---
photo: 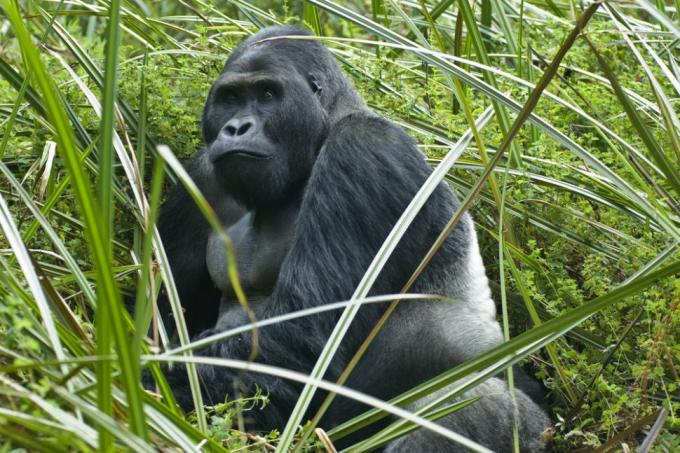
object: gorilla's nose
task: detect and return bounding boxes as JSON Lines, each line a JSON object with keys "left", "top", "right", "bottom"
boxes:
{"left": 223, "top": 117, "right": 254, "bottom": 137}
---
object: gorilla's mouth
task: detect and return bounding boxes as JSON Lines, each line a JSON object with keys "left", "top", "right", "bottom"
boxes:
{"left": 212, "top": 148, "right": 273, "bottom": 161}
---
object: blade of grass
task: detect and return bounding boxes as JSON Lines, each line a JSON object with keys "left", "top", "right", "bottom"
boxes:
{"left": 161, "top": 294, "right": 443, "bottom": 357}
{"left": 358, "top": 397, "right": 481, "bottom": 451}
{"left": 0, "top": 0, "right": 65, "bottom": 159}
{"left": 1, "top": 0, "right": 147, "bottom": 443}
{"left": 154, "top": 143, "right": 256, "bottom": 432}
{"left": 132, "top": 155, "right": 181, "bottom": 412}
{"left": 0, "top": 194, "right": 67, "bottom": 370}
{"left": 638, "top": 409, "right": 669, "bottom": 453}
{"left": 37, "top": 9, "right": 160, "bottom": 160}
{"left": 498, "top": 179, "right": 522, "bottom": 453}
{"left": 634, "top": 0, "right": 680, "bottom": 38}
{"left": 455, "top": 0, "right": 515, "bottom": 160}
{"left": 0, "top": 426, "right": 69, "bottom": 452}
{"left": 142, "top": 395, "right": 225, "bottom": 452}
{"left": 132, "top": 49, "right": 149, "bottom": 259}
{"left": 303, "top": 4, "right": 322, "bottom": 35}
{"left": 0, "top": 375, "right": 98, "bottom": 447}
{"left": 593, "top": 409, "right": 662, "bottom": 453}
{"left": 96, "top": 0, "right": 125, "bottom": 445}
{"left": 54, "top": 387, "right": 153, "bottom": 452}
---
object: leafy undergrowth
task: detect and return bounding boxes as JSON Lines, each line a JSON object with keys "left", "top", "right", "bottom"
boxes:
{"left": 0, "top": 1, "right": 678, "bottom": 452}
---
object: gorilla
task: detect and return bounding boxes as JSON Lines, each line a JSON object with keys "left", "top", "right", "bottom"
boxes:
{"left": 155, "top": 25, "right": 549, "bottom": 452}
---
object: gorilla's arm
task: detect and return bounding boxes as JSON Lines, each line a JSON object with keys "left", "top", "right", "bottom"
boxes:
{"left": 166, "top": 113, "right": 464, "bottom": 427}
{"left": 157, "top": 149, "right": 246, "bottom": 337}
{"left": 274, "top": 114, "right": 462, "bottom": 310}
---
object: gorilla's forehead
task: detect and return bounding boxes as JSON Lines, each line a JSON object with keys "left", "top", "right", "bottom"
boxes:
{"left": 224, "top": 44, "right": 310, "bottom": 78}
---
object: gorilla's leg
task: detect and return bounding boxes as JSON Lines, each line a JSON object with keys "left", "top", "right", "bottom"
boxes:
{"left": 384, "top": 377, "right": 550, "bottom": 453}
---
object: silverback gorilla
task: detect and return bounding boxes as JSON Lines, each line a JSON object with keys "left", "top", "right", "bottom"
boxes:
{"left": 156, "top": 26, "right": 549, "bottom": 452}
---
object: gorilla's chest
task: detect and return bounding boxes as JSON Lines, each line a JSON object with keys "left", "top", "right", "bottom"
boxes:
{"left": 205, "top": 209, "right": 297, "bottom": 301}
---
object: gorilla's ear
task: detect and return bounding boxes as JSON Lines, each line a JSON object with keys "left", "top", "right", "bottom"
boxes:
{"left": 308, "top": 73, "right": 323, "bottom": 96}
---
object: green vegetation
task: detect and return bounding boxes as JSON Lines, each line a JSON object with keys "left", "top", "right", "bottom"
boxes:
{"left": 0, "top": 1, "right": 678, "bottom": 451}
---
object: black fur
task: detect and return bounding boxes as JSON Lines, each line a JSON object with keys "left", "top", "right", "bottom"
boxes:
{"left": 154, "top": 26, "right": 549, "bottom": 452}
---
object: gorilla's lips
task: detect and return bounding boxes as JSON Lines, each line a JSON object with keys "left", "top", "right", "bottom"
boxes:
{"left": 210, "top": 148, "right": 272, "bottom": 162}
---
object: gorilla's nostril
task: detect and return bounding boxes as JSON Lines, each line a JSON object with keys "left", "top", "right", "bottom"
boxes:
{"left": 223, "top": 119, "right": 252, "bottom": 137}
{"left": 237, "top": 122, "right": 252, "bottom": 136}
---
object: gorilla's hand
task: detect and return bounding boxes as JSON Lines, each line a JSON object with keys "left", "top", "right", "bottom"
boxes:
{"left": 150, "top": 324, "right": 303, "bottom": 431}
{"left": 144, "top": 327, "right": 241, "bottom": 412}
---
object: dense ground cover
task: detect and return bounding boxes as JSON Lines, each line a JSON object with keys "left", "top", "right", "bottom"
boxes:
{"left": 0, "top": 1, "right": 678, "bottom": 451}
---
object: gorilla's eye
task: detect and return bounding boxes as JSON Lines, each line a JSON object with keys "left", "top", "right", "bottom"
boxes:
{"left": 259, "top": 89, "right": 275, "bottom": 103}
{"left": 216, "top": 88, "right": 238, "bottom": 105}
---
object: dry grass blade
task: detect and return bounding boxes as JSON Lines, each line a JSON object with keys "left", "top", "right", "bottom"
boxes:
{"left": 638, "top": 409, "right": 669, "bottom": 453}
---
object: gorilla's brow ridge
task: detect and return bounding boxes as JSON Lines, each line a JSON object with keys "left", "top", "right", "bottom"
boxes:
{"left": 216, "top": 72, "right": 281, "bottom": 87}
{"left": 220, "top": 71, "right": 279, "bottom": 84}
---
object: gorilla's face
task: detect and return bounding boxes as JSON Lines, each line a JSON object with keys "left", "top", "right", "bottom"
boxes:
{"left": 202, "top": 46, "right": 329, "bottom": 209}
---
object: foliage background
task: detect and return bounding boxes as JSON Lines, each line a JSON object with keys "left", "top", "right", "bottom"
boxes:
{"left": 0, "top": 0, "right": 678, "bottom": 452}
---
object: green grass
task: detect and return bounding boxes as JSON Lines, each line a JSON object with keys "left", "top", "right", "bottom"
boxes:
{"left": 0, "top": 1, "right": 678, "bottom": 452}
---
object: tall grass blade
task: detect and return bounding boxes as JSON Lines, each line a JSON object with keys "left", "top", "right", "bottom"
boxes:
{"left": 96, "top": 0, "right": 123, "bottom": 446}
{"left": 0, "top": 0, "right": 147, "bottom": 444}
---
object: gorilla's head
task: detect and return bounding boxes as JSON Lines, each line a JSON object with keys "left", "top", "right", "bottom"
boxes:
{"left": 202, "top": 26, "right": 364, "bottom": 209}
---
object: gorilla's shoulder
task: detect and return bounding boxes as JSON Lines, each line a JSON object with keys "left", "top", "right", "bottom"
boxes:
{"left": 326, "top": 113, "right": 422, "bottom": 160}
